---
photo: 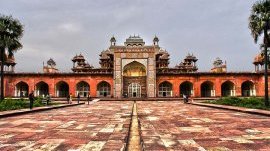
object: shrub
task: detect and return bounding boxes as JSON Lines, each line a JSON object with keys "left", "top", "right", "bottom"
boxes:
{"left": 205, "top": 97, "right": 269, "bottom": 110}
{"left": 0, "top": 98, "right": 46, "bottom": 111}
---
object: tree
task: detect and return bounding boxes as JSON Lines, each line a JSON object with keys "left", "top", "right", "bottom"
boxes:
{"left": 249, "top": 0, "right": 270, "bottom": 106}
{"left": 0, "top": 15, "right": 23, "bottom": 100}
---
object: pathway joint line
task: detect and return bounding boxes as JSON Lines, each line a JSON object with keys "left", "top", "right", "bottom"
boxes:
{"left": 126, "top": 101, "right": 142, "bottom": 151}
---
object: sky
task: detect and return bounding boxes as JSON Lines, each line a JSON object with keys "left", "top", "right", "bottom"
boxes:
{"left": 0, "top": 0, "right": 261, "bottom": 72}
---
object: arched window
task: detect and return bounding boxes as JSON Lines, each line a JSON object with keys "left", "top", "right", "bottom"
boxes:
{"left": 15, "top": 81, "right": 29, "bottom": 97}
{"left": 56, "top": 81, "right": 69, "bottom": 97}
{"left": 97, "top": 81, "right": 111, "bottom": 97}
{"left": 201, "top": 81, "right": 215, "bottom": 97}
{"left": 76, "top": 81, "right": 90, "bottom": 97}
{"left": 221, "top": 81, "right": 235, "bottom": 97}
{"left": 241, "top": 81, "right": 256, "bottom": 96}
{"left": 158, "top": 81, "right": 172, "bottom": 97}
{"left": 35, "top": 81, "right": 49, "bottom": 97}
{"left": 180, "top": 81, "right": 193, "bottom": 97}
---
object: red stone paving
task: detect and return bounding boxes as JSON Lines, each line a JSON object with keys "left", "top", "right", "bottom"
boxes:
{"left": 0, "top": 101, "right": 270, "bottom": 151}
{"left": 0, "top": 101, "right": 133, "bottom": 151}
{"left": 137, "top": 101, "right": 270, "bottom": 151}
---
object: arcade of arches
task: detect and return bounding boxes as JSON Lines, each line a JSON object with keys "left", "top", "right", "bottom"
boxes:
{"left": 7, "top": 74, "right": 263, "bottom": 98}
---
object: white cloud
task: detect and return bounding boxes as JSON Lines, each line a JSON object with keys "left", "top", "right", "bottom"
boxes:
{"left": 58, "top": 23, "right": 82, "bottom": 33}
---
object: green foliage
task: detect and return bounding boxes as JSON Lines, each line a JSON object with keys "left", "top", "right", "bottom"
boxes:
{"left": 0, "top": 99, "right": 28, "bottom": 111}
{"left": 249, "top": 0, "right": 270, "bottom": 43}
{"left": 0, "top": 98, "right": 60, "bottom": 111}
{"left": 206, "top": 97, "right": 269, "bottom": 110}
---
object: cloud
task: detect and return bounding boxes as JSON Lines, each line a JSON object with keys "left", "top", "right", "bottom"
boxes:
{"left": 57, "top": 23, "right": 82, "bottom": 33}
{"left": 0, "top": 0, "right": 260, "bottom": 72}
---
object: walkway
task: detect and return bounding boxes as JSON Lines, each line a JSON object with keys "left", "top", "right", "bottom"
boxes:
{"left": 0, "top": 101, "right": 133, "bottom": 150}
{"left": 137, "top": 101, "right": 270, "bottom": 150}
{"left": 0, "top": 101, "right": 269, "bottom": 150}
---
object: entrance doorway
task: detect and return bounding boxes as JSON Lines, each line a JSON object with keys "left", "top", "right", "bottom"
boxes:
{"left": 128, "top": 83, "right": 141, "bottom": 98}
{"left": 123, "top": 61, "right": 147, "bottom": 97}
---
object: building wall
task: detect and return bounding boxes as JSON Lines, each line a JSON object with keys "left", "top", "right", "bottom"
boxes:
{"left": 4, "top": 74, "right": 113, "bottom": 98}
{"left": 3, "top": 72, "right": 267, "bottom": 98}
{"left": 156, "top": 73, "right": 264, "bottom": 97}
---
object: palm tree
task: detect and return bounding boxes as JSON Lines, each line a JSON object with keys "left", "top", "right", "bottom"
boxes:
{"left": 249, "top": 0, "right": 270, "bottom": 107}
{"left": 0, "top": 15, "right": 23, "bottom": 100}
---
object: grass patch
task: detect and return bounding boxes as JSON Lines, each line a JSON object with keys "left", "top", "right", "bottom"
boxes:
{"left": 0, "top": 98, "right": 62, "bottom": 111}
{"left": 205, "top": 97, "right": 270, "bottom": 110}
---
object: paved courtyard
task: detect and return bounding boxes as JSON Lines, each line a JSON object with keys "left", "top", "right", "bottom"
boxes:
{"left": 137, "top": 101, "right": 270, "bottom": 150}
{"left": 0, "top": 101, "right": 269, "bottom": 151}
{"left": 0, "top": 101, "right": 133, "bottom": 151}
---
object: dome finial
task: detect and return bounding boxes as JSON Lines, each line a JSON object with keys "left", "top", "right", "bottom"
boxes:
{"left": 153, "top": 35, "right": 159, "bottom": 45}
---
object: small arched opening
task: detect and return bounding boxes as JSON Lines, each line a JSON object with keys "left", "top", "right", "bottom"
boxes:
{"left": 35, "top": 81, "right": 49, "bottom": 97}
{"left": 180, "top": 81, "right": 193, "bottom": 97}
{"left": 97, "top": 81, "right": 111, "bottom": 97}
{"left": 241, "top": 81, "right": 256, "bottom": 96}
{"left": 15, "top": 81, "right": 29, "bottom": 97}
{"left": 158, "top": 81, "right": 173, "bottom": 97}
{"left": 201, "top": 81, "right": 215, "bottom": 97}
{"left": 221, "top": 81, "right": 235, "bottom": 97}
{"left": 56, "top": 81, "right": 69, "bottom": 97}
{"left": 76, "top": 81, "right": 90, "bottom": 97}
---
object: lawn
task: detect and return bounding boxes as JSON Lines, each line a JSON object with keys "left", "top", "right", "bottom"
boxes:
{"left": 0, "top": 98, "right": 61, "bottom": 111}
{"left": 205, "top": 97, "right": 270, "bottom": 110}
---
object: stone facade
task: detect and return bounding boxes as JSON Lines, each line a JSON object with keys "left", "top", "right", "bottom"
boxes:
{"left": 2, "top": 35, "right": 268, "bottom": 98}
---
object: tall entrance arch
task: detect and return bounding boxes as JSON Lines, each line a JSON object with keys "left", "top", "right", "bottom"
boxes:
{"left": 123, "top": 61, "right": 146, "bottom": 98}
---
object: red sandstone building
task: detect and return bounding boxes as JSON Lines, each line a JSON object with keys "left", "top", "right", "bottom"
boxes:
{"left": 2, "top": 35, "right": 265, "bottom": 98}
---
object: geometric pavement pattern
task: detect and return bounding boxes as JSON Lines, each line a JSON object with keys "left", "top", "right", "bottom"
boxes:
{"left": 0, "top": 101, "right": 269, "bottom": 150}
{"left": 137, "top": 101, "right": 270, "bottom": 151}
{"left": 0, "top": 101, "right": 133, "bottom": 151}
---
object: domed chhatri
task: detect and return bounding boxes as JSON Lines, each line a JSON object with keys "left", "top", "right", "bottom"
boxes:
{"left": 211, "top": 57, "right": 227, "bottom": 73}
{"left": 0, "top": 51, "right": 16, "bottom": 73}
{"left": 43, "top": 58, "right": 58, "bottom": 73}
{"left": 71, "top": 53, "right": 94, "bottom": 72}
{"left": 124, "top": 35, "right": 145, "bottom": 47}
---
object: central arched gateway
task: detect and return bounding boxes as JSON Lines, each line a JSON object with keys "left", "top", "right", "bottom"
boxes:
{"left": 123, "top": 61, "right": 146, "bottom": 98}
